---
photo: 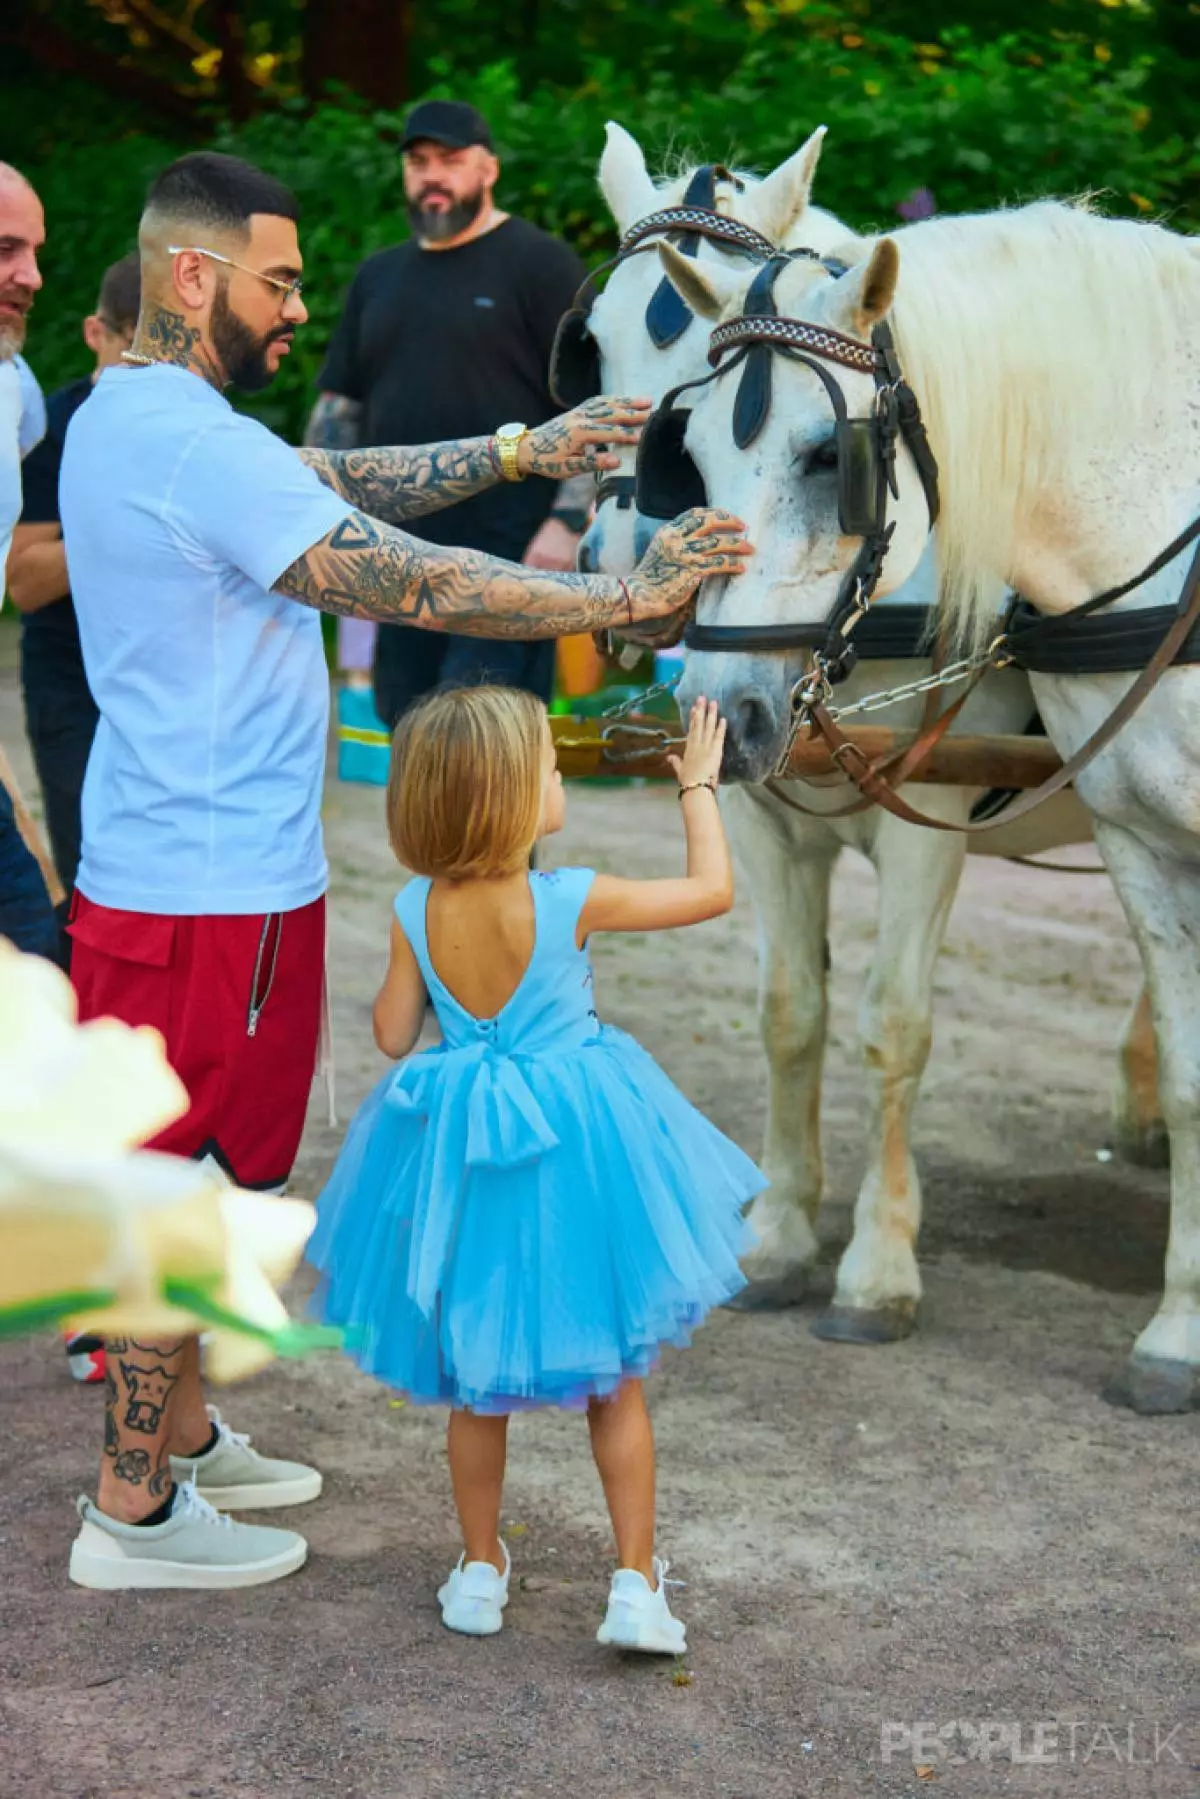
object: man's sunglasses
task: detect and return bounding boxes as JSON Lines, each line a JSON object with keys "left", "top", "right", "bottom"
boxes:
{"left": 167, "top": 245, "right": 304, "bottom": 304}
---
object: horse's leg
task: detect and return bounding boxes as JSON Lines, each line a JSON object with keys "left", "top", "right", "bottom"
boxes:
{"left": 1111, "top": 981, "right": 1169, "bottom": 1169}
{"left": 723, "top": 786, "right": 839, "bottom": 1310}
{"left": 813, "top": 794, "right": 969, "bottom": 1345}
{"left": 1092, "top": 823, "right": 1200, "bottom": 1413}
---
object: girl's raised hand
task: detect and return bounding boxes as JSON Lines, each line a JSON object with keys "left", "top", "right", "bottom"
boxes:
{"left": 667, "top": 696, "right": 727, "bottom": 793}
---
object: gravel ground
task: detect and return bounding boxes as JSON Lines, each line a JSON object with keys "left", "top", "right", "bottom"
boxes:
{"left": 0, "top": 633, "right": 1195, "bottom": 1799}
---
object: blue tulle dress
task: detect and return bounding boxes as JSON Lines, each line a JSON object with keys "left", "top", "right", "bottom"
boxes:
{"left": 308, "top": 868, "right": 765, "bottom": 1413}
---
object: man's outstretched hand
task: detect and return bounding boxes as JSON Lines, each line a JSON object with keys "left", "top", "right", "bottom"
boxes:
{"left": 624, "top": 507, "right": 753, "bottom": 627}
{"left": 518, "top": 397, "right": 652, "bottom": 480}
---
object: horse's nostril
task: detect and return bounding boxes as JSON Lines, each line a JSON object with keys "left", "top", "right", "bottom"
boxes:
{"left": 732, "top": 694, "right": 776, "bottom": 756}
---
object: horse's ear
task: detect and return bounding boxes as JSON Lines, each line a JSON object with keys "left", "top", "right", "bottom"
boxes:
{"left": 598, "top": 121, "right": 659, "bottom": 235}
{"left": 827, "top": 239, "right": 900, "bottom": 335}
{"left": 657, "top": 242, "right": 745, "bottom": 320}
{"left": 742, "top": 127, "right": 827, "bottom": 245}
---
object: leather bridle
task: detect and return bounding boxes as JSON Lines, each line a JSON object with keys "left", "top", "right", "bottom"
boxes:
{"left": 665, "top": 259, "right": 1200, "bottom": 822}
{"left": 644, "top": 253, "right": 941, "bottom": 683}
{"left": 548, "top": 164, "right": 780, "bottom": 515}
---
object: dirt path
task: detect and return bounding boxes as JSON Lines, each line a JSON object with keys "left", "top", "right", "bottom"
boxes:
{"left": 0, "top": 639, "right": 1195, "bottom": 1798}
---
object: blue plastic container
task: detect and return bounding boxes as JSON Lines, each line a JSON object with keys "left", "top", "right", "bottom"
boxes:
{"left": 337, "top": 687, "right": 391, "bottom": 786}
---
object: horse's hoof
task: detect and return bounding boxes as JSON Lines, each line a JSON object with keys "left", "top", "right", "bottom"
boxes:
{"left": 1108, "top": 1122, "right": 1170, "bottom": 1171}
{"left": 1101, "top": 1353, "right": 1200, "bottom": 1415}
{"left": 811, "top": 1299, "right": 918, "bottom": 1345}
{"left": 725, "top": 1268, "right": 812, "bottom": 1312}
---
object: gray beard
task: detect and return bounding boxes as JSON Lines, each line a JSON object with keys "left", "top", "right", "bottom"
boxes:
{"left": 408, "top": 187, "right": 487, "bottom": 244}
{"left": 0, "top": 320, "right": 26, "bottom": 360}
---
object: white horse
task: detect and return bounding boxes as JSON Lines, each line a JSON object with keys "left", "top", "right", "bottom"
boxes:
{"left": 582, "top": 127, "right": 1160, "bottom": 1349}
{"left": 658, "top": 199, "right": 1197, "bottom": 1410}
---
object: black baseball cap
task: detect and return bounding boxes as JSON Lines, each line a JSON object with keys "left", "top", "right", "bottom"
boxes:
{"left": 400, "top": 100, "right": 493, "bottom": 153}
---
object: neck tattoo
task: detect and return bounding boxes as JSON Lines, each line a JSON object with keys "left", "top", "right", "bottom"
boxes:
{"left": 123, "top": 306, "right": 224, "bottom": 390}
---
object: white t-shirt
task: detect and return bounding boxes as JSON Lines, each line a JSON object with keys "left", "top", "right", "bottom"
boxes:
{"left": 0, "top": 354, "right": 47, "bottom": 588}
{"left": 60, "top": 364, "right": 353, "bottom": 914}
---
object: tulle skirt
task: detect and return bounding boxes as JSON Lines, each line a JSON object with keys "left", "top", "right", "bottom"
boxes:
{"left": 308, "top": 1025, "right": 763, "bottom": 1413}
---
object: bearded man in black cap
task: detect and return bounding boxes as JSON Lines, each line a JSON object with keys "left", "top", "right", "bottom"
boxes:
{"left": 307, "top": 100, "right": 593, "bottom": 725}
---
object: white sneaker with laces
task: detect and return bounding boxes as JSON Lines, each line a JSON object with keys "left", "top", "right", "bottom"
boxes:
{"left": 596, "top": 1556, "right": 687, "bottom": 1655}
{"left": 68, "top": 1480, "right": 308, "bottom": 1590}
{"left": 170, "top": 1405, "right": 322, "bottom": 1510}
{"left": 437, "top": 1540, "right": 511, "bottom": 1637}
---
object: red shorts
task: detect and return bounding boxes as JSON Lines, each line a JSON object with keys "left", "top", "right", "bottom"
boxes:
{"left": 69, "top": 892, "right": 326, "bottom": 1192}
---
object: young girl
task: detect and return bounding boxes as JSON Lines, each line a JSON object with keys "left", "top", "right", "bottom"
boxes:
{"left": 308, "top": 686, "right": 764, "bottom": 1652}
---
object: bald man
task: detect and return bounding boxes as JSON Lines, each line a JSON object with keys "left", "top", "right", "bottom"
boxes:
{"left": 0, "top": 163, "right": 59, "bottom": 963}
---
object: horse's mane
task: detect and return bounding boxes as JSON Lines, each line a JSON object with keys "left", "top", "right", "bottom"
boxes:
{"left": 885, "top": 201, "right": 1199, "bottom": 645}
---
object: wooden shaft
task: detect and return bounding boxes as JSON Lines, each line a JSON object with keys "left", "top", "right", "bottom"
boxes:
{"left": 552, "top": 715, "right": 1064, "bottom": 789}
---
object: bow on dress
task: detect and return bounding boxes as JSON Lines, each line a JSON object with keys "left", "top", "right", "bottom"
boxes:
{"left": 382, "top": 1041, "right": 560, "bottom": 1316}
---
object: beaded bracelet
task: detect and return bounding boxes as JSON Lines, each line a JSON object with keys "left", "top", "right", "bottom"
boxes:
{"left": 678, "top": 778, "right": 718, "bottom": 800}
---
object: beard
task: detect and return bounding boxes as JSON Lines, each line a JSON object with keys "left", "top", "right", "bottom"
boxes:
{"left": 0, "top": 289, "right": 31, "bottom": 359}
{"left": 210, "top": 280, "right": 292, "bottom": 392}
{"left": 406, "top": 182, "right": 488, "bottom": 244}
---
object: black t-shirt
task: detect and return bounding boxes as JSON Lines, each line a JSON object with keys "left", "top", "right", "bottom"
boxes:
{"left": 17, "top": 375, "right": 92, "bottom": 689}
{"left": 318, "top": 217, "right": 585, "bottom": 562}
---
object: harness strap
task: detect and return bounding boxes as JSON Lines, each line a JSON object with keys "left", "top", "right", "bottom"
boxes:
{"left": 765, "top": 640, "right": 984, "bottom": 820}
{"left": 800, "top": 534, "right": 1200, "bottom": 835}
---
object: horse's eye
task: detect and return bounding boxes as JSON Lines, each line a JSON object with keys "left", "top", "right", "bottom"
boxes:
{"left": 800, "top": 438, "right": 839, "bottom": 475}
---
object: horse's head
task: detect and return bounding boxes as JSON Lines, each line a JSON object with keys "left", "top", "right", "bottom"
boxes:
{"left": 655, "top": 238, "right": 938, "bottom": 780}
{"left": 574, "top": 121, "right": 847, "bottom": 577}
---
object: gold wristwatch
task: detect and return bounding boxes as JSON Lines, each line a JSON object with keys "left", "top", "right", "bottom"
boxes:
{"left": 494, "top": 421, "right": 529, "bottom": 482}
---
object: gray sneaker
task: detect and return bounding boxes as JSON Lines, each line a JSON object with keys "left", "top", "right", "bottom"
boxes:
{"left": 69, "top": 1481, "right": 308, "bottom": 1590}
{"left": 170, "top": 1406, "right": 322, "bottom": 1510}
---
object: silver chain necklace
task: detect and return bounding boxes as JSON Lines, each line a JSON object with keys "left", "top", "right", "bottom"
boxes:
{"left": 120, "top": 350, "right": 157, "bottom": 367}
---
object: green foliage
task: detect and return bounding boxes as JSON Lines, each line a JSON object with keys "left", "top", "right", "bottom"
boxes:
{"left": 6, "top": 5, "right": 1194, "bottom": 443}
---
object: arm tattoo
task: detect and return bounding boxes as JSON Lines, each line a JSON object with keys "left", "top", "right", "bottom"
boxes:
{"left": 130, "top": 306, "right": 224, "bottom": 392}
{"left": 298, "top": 437, "right": 503, "bottom": 523}
{"left": 276, "top": 508, "right": 626, "bottom": 637}
{"left": 303, "top": 393, "right": 362, "bottom": 452}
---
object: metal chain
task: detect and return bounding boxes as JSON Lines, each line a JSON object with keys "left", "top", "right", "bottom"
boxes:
{"left": 553, "top": 674, "right": 687, "bottom": 764}
{"left": 826, "top": 650, "right": 996, "bottom": 722}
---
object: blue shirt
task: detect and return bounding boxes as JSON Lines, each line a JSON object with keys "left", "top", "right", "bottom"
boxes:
{"left": 60, "top": 364, "right": 353, "bottom": 915}
{"left": 0, "top": 354, "right": 46, "bottom": 584}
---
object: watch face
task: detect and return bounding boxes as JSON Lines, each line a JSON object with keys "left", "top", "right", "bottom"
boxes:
{"left": 496, "top": 422, "right": 524, "bottom": 441}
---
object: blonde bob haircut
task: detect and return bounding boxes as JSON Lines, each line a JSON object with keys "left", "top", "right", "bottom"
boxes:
{"left": 387, "top": 684, "right": 547, "bottom": 881}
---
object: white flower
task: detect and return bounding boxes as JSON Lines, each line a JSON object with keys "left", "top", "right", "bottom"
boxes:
{"left": 0, "top": 940, "right": 317, "bottom": 1381}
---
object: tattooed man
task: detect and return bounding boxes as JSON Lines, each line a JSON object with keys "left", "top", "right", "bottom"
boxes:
{"left": 60, "top": 150, "right": 749, "bottom": 1592}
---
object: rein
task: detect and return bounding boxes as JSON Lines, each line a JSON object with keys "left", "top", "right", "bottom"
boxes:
{"left": 800, "top": 528, "right": 1200, "bottom": 835}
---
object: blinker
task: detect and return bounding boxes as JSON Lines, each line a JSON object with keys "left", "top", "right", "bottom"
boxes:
{"left": 635, "top": 406, "right": 706, "bottom": 519}
{"left": 548, "top": 308, "right": 601, "bottom": 411}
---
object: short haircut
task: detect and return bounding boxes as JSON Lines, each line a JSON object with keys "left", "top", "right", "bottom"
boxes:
{"left": 142, "top": 151, "right": 298, "bottom": 242}
{"left": 96, "top": 253, "right": 141, "bottom": 332}
{"left": 387, "top": 685, "right": 546, "bottom": 880}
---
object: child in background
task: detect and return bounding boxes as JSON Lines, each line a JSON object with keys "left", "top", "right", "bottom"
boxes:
{"left": 308, "top": 686, "right": 763, "bottom": 1652}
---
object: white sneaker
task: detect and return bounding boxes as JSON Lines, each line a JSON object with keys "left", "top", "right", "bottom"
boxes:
{"left": 437, "top": 1540, "right": 511, "bottom": 1637}
{"left": 170, "top": 1406, "right": 322, "bottom": 1510}
{"left": 69, "top": 1481, "right": 308, "bottom": 1590}
{"left": 596, "top": 1557, "right": 687, "bottom": 1655}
